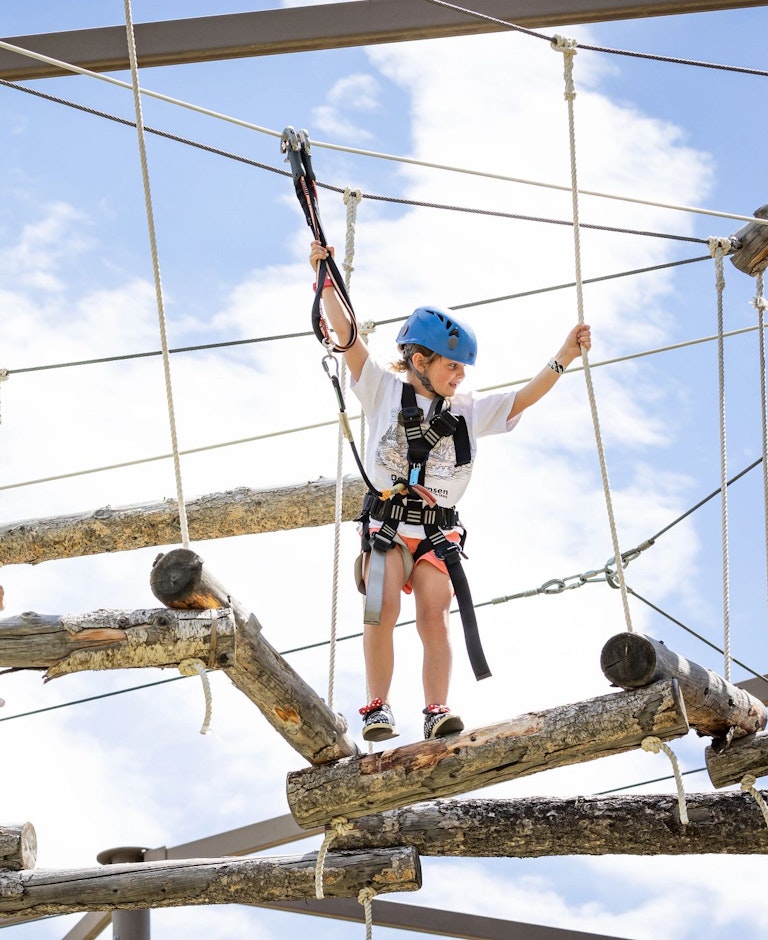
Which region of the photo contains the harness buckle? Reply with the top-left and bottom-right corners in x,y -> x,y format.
430,410 -> 459,437
398,405 -> 423,426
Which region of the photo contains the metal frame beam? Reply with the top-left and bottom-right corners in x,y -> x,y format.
1,0 -> 767,81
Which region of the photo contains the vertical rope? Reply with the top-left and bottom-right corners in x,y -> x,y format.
327,187 -> 363,709
753,273 -> 768,620
709,237 -> 732,681
552,36 -> 633,633
122,0 -> 190,549
358,886 -> 377,939
0,369 -> 7,425
742,774 -> 768,827
314,817 -> 353,899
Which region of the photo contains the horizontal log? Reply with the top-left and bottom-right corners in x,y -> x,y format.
0,826 -> 37,871
334,792 -> 768,856
706,729 -> 768,788
151,549 -> 359,764
0,607 -> 235,680
0,477 -> 366,567
600,632 -> 766,737
0,847 -> 420,917
286,680 -> 689,827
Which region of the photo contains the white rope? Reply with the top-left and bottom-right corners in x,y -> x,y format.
552,35 -> 633,633
358,886 -> 377,940
0,38 -> 764,229
314,816 -> 353,899
741,774 -> 768,828
754,273 -> 768,617
641,736 -> 689,825
178,658 -> 213,734
326,187 -> 363,709
122,0 -> 190,550
709,236 -> 733,681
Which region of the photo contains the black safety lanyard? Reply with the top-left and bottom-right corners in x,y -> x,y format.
281,126 -> 379,496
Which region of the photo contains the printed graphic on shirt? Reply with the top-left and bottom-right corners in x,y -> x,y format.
376,418 -> 472,491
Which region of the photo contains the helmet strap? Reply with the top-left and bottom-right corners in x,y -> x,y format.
406,355 -> 435,395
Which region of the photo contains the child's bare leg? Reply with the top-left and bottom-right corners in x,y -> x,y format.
412,562 -> 453,706
362,547 -> 404,703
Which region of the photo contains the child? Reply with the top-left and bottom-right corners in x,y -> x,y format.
310,240 -> 591,742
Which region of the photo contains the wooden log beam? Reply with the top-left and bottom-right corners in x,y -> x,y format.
730,205 -> 768,276
0,847 -> 420,918
333,792 -> 768,856
0,477 -> 366,567
706,729 -> 768,788
0,607 -> 235,680
150,549 -> 359,764
600,632 -> 766,738
286,679 -> 689,828
0,825 -> 37,871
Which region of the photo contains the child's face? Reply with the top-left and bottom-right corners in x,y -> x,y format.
423,355 -> 466,398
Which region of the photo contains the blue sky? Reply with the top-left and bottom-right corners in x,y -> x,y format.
2,2 -> 768,939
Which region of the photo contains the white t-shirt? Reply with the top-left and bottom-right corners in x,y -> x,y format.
352,356 -> 521,536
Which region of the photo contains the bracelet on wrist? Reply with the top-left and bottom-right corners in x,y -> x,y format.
313,277 -> 333,291
547,357 -> 565,375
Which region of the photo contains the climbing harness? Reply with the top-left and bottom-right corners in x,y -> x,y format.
357,383 -> 490,681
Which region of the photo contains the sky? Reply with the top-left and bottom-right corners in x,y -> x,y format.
2,1 -> 768,938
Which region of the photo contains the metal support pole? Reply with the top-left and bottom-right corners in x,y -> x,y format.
96,847 -> 151,940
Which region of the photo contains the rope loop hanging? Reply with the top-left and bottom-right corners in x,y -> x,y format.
551,35 -> 634,634
708,235 -> 733,680
178,658 -> 213,734
741,773 -> 768,828
314,816 -> 353,899
122,0 -> 190,549
641,736 -> 689,825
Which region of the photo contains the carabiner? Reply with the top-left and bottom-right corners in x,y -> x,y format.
321,349 -> 339,381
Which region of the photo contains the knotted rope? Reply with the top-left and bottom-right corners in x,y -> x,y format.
314,816 -> 354,899
641,736 -> 689,825
358,885 -> 377,940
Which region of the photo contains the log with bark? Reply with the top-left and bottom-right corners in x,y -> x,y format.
286,679 -> 690,828
730,204 -> 768,276
332,791 -> 768,856
150,548 -> 359,764
600,632 -> 766,738
0,477 -> 366,566
706,730 -> 768,788
0,847 -> 420,917
0,607 -> 235,680
0,825 -> 37,871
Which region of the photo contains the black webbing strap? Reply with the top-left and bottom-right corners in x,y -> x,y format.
423,526 -> 491,681
280,125 -> 358,352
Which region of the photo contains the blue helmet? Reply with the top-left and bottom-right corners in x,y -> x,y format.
396,306 -> 477,365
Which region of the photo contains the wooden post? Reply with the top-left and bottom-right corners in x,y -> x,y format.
150,549 -> 359,764
0,825 -> 37,871
730,204 -> 768,276
286,679 -> 689,828
600,632 -> 766,738
334,791 -> 768,856
0,847 -> 421,917
0,477 -> 366,566
0,608 -> 235,680
706,729 -> 768,788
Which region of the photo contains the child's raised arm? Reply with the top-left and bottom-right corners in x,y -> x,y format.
509,323 -> 591,419
309,240 -> 369,381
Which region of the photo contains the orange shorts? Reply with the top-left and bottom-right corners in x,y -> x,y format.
391,531 -> 462,594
